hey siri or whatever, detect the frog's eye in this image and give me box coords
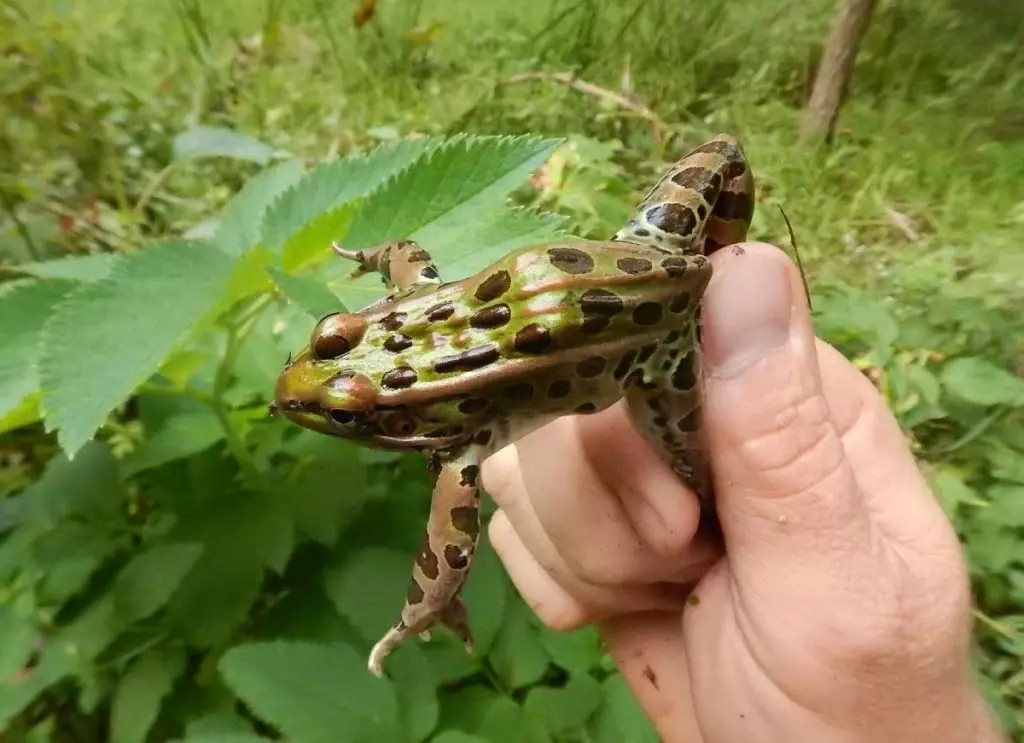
[311,313,368,360]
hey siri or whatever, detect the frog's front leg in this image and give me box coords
[368,447,482,676]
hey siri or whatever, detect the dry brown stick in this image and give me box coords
[501,71,666,143]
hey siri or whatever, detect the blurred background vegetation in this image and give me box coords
[1,0,1022,741]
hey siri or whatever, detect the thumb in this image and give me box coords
[700,242,875,570]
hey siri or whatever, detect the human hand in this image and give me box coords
[481,242,1003,742]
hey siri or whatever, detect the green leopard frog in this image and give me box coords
[272,134,755,675]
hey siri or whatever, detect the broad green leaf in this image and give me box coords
[58,593,127,661]
[167,492,293,646]
[487,598,550,690]
[341,135,561,256]
[587,674,658,743]
[0,279,75,420]
[523,673,602,736]
[280,203,358,272]
[218,641,403,743]
[477,698,551,743]
[984,484,1024,527]
[183,711,259,738]
[437,686,507,734]
[929,468,987,513]
[537,625,602,675]
[113,542,204,622]
[324,546,411,643]
[261,138,440,253]
[268,266,343,318]
[431,733,488,743]
[18,441,122,525]
[173,126,285,164]
[39,240,236,457]
[941,356,1024,406]
[122,411,226,477]
[214,159,308,256]
[111,647,187,743]
[287,437,369,545]
[176,737,269,743]
[13,254,118,282]
[0,610,36,679]
[434,207,568,277]
[390,644,440,743]
[0,645,76,730]
[459,531,507,657]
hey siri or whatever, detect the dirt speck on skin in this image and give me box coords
[642,665,659,689]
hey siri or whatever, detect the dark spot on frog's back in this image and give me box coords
[689,138,738,158]
[470,303,511,329]
[576,356,606,378]
[380,312,406,331]
[661,256,688,277]
[473,429,492,445]
[474,270,512,302]
[670,166,713,189]
[632,302,663,326]
[547,246,594,275]
[616,256,653,275]
[513,323,551,354]
[381,366,418,389]
[458,398,489,415]
[672,355,697,390]
[574,402,597,414]
[613,350,636,380]
[407,248,432,263]
[434,345,501,373]
[383,334,413,353]
[425,301,455,322]
[645,203,698,239]
[579,288,624,316]
[547,379,571,398]
[502,382,535,401]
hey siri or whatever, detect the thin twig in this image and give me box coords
[500,70,666,143]
[778,205,813,311]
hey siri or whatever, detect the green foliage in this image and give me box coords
[1,0,1022,740]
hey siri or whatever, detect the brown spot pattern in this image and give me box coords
[425,302,455,322]
[381,312,406,331]
[513,323,552,354]
[470,303,511,329]
[669,292,692,313]
[613,351,636,380]
[716,191,755,222]
[576,356,606,378]
[384,334,413,353]
[547,247,594,274]
[434,345,501,373]
[548,379,571,398]
[450,505,480,539]
[672,355,697,390]
[473,429,493,445]
[616,256,653,275]
[661,256,687,277]
[579,288,624,316]
[458,398,489,414]
[444,544,469,570]
[459,464,480,487]
[502,382,535,400]
[645,203,698,239]
[574,402,597,414]
[632,302,663,326]
[417,545,440,579]
[406,580,425,604]
[474,270,512,302]
[382,366,418,389]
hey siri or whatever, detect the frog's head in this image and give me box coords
[272,311,473,451]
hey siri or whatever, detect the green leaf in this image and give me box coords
[537,625,603,675]
[0,645,76,730]
[0,279,75,421]
[487,598,550,690]
[459,531,507,658]
[929,468,987,513]
[941,357,1024,406]
[262,138,440,253]
[984,484,1024,527]
[287,436,370,545]
[324,546,411,644]
[390,644,440,743]
[176,737,270,743]
[122,411,225,477]
[587,674,658,743]
[218,641,403,743]
[432,207,568,278]
[39,240,236,457]
[280,203,358,272]
[173,126,285,164]
[269,266,343,318]
[111,646,186,743]
[13,254,118,282]
[477,698,552,743]
[431,733,489,743]
[341,135,561,256]
[0,610,36,679]
[523,673,602,737]
[214,159,308,256]
[167,492,293,646]
[113,542,204,622]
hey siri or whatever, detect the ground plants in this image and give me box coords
[1,0,1022,740]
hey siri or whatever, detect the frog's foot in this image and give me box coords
[368,594,475,676]
[333,239,442,291]
[367,450,482,677]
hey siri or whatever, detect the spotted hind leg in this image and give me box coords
[333,238,442,294]
[368,447,482,676]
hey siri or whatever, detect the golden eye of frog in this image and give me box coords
[272,134,755,676]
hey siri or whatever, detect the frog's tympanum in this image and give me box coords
[272,135,755,675]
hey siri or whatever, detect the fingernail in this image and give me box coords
[703,246,794,378]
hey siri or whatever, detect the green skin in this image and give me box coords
[272,134,756,676]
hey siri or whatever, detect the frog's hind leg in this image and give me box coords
[613,133,755,258]
[368,447,482,676]
[333,238,443,294]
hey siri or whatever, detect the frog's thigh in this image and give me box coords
[368,452,481,675]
